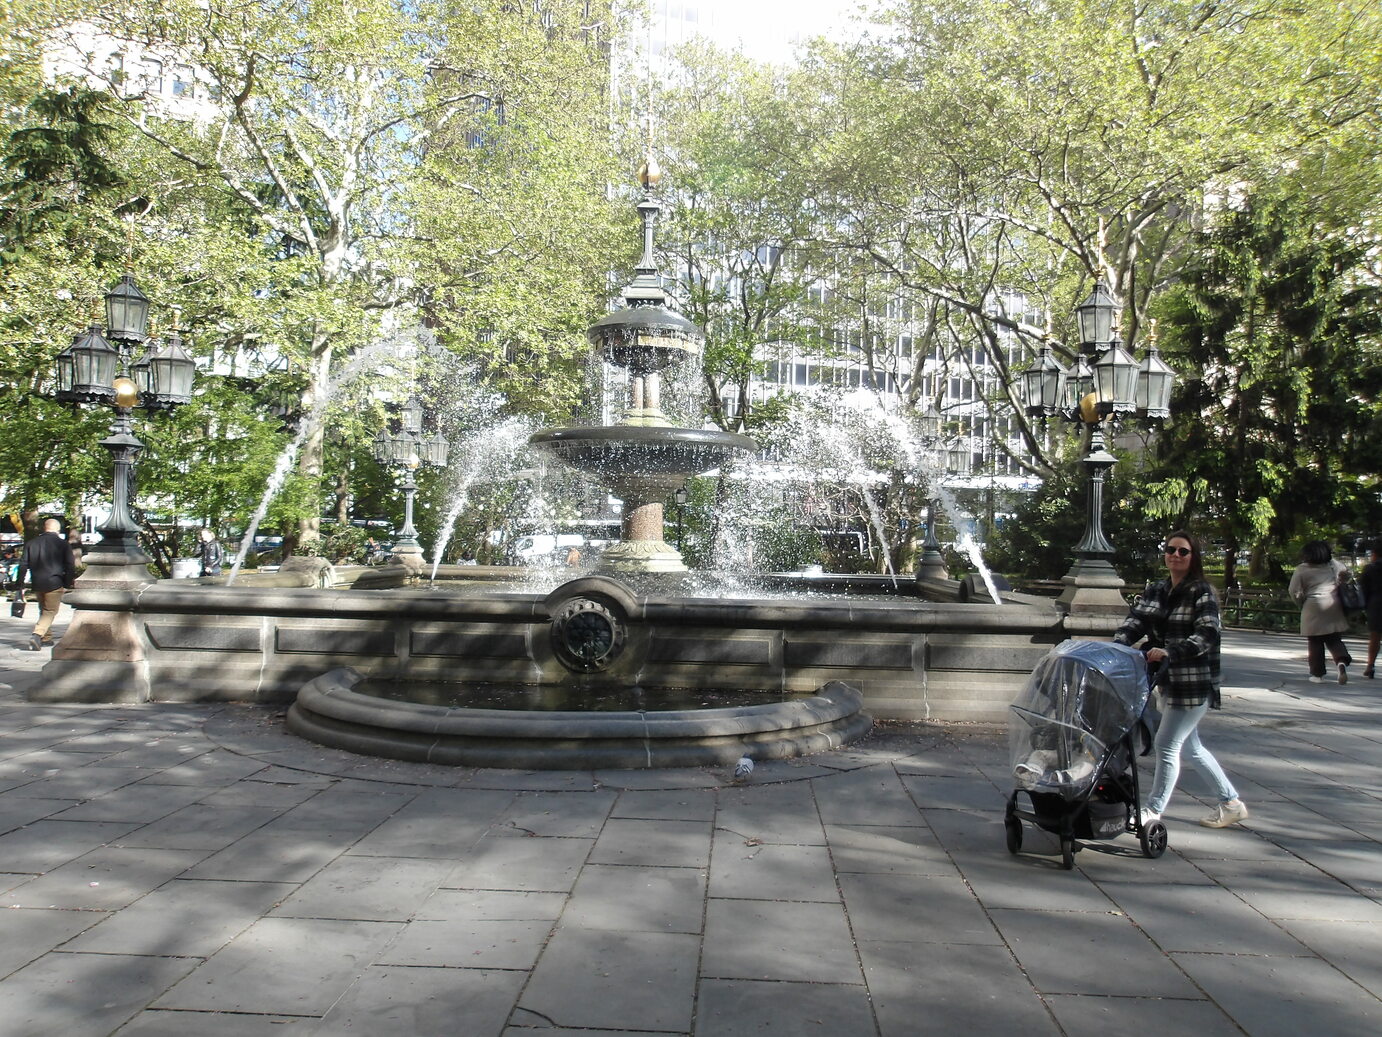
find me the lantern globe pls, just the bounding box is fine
[104,273,151,344]
[1075,281,1118,348]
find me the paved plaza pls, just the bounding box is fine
[0,605,1378,1036]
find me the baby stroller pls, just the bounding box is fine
[1004,639,1167,869]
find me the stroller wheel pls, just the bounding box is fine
[1140,819,1168,858]
[1004,813,1022,855]
[1060,836,1075,870]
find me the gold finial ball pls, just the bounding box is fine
[113,376,141,408]
[638,156,661,189]
[1079,391,1101,423]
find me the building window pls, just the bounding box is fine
[173,65,193,97]
[108,52,125,87]
[143,59,163,93]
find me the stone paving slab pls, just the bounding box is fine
[7,846,209,910]
[0,951,200,1037]
[0,819,143,874]
[114,1010,320,1035]
[839,870,1002,945]
[0,623,1378,1034]
[701,898,864,983]
[376,917,552,969]
[152,917,404,1015]
[1277,919,1382,999]
[857,939,1060,1036]
[1042,993,1243,1037]
[270,854,458,921]
[0,906,109,977]
[443,833,594,893]
[315,965,528,1037]
[708,829,838,901]
[990,907,1205,998]
[587,817,713,868]
[1172,950,1382,1037]
[694,977,878,1036]
[516,928,700,1032]
[66,878,295,957]
[563,862,707,933]
[1094,880,1312,955]
[823,822,958,876]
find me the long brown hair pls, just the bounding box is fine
[1164,529,1207,584]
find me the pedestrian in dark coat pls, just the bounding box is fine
[1358,539,1382,678]
[196,528,224,577]
[15,517,77,650]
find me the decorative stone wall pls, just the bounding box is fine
[32,576,1120,723]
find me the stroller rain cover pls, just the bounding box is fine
[1008,640,1151,800]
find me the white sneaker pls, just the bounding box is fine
[1139,808,1161,827]
[1308,676,1324,684]
[1200,799,1249,828]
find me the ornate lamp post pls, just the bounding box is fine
[1021,283,1175,613]
[373,395,448,569]
[51,275,195,587]
[673,485,689,551]
[915,400,949,581]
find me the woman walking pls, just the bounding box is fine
[1113,530,1248,828]
[1288,540,1353,684]
[1357,540,1382,678]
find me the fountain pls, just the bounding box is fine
[529,158,754,576]
[30,165,1124,767]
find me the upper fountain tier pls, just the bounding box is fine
[585,157,705,384]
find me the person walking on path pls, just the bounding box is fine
[196,528,224,577]
[1113,530,1248,828]
[1357,540,1382,679]
[1289,540,1353,684]
[14,517,77,651]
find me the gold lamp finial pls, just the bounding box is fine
[638,154,661,190]
[112,376,140,408]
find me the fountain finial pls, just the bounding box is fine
[638,154,661,190]
[627,155,666,306]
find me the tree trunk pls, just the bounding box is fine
[297,324,334,546]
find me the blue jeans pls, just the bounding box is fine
[1146,700,1238,815]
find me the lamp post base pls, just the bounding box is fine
[1056,556,1127,615]
[77,541,155,589]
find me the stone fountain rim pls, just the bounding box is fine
[528,425,756,450]
[296,667,865,737]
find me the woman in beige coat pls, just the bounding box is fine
[1288,540,1354,683]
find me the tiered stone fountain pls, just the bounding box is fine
[32,165,1111,769]
[529,159,753,575]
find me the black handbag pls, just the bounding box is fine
[1337,574,1366,612]
[10,595,26,619]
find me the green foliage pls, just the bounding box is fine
[0,86,126,257]
[1149,179,1382,581]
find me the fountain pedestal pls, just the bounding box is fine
[600,498,685,573]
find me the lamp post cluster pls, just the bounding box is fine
[1019,282,1175,612]
[51,273,196,586]
[372,395,448,567]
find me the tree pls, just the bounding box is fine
[806,0,1382,473]
[1148,181,1382,584]
[46,0,622,542]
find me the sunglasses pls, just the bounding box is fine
[1164,546,1192,557]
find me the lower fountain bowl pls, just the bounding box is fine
[286,668,873,770]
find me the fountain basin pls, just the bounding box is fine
[528,426,755,486]
[286,668,871,769]
[30,573,1111,726]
